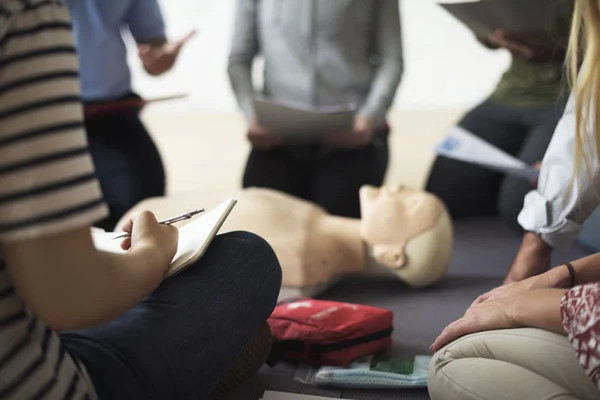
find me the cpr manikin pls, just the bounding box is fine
[118,186,453,290]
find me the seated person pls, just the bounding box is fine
[0,2,280,398]
[426,1,573,234]
[428,5,600,398]
[64,0,194,230]
[228,0,403,218]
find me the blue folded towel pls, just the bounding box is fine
[309,355,431,389]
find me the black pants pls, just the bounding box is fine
[426,99,565,233]
[85,111,165,231]
[243,132,389,218]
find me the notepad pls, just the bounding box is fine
[438,0,565,38]
[92,199,237,279]
[254,97,356,140]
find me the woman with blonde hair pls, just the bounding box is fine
[428,1,600,398]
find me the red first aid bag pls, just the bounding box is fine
[267,298,394,366]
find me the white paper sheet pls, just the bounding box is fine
[254,97,356,139]
[437,0,564,37]
[434,126,539,180]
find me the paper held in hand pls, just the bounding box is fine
[92,199,237,280]
[437,0,566,38]
[254,97,356,139]
[434,126,539,181]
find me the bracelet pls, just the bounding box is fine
[564,262,576,288]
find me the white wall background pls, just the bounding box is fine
[126,0,511,112]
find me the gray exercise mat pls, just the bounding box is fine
[231,217,589,400]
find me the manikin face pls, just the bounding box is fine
[359,185,443,269]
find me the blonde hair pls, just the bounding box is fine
[568,0,600,186]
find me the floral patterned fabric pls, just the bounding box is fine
[561,283,600,389]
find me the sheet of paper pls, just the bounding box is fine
[434,126,539,181]
[166,198,237,278]
[437,0,564,37]
[261,391,348,400]
[254,97,356,139]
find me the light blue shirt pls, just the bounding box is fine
[63,0,166,102]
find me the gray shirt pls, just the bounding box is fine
[228,0,403,128]
[518,92,600,248]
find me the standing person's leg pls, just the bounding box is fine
[311,133,389,218]
[60,231,282,400]
[85,112,166,230]
[425,100,527,218]
[428,328,600,400]
[242,144,313,201]
[498,105,564,233]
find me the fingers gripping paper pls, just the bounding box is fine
[92,199,237,279]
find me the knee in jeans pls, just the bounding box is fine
[219,231,282,296]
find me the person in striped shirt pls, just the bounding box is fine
[0,1,282,399]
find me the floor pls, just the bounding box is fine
[228,218,590,400]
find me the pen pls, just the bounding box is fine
[113,208,205,240]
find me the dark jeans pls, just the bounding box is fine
[60,231,282,400]
[85,109,165,231]
[243,132,389,218]
[426,99,565,233]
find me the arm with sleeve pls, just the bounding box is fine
[126,0,167,43]
[227,0,260,122]
[358,0,404,127]
[518,93,600,248]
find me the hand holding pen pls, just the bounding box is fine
[113,209,205,240]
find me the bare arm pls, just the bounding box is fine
[544,252,600,288]
[358,0,403,127]
[227,0,260,122]
[4,214,175,331]
[511,289,566,334]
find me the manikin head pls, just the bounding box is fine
[359,185,453,288]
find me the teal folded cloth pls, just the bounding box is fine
[312,355,431,389]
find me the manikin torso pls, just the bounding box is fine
[118,186,453,289]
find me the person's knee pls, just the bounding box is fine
[428,336,481,400]
[428,345,457,399]
[217,231,282,302]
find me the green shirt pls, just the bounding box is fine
[490,1,573,107]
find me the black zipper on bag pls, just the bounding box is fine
[267,327,394,366]
[309,327,394,353]
[280,327,393,355]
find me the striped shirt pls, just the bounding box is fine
[0,0,108,398]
